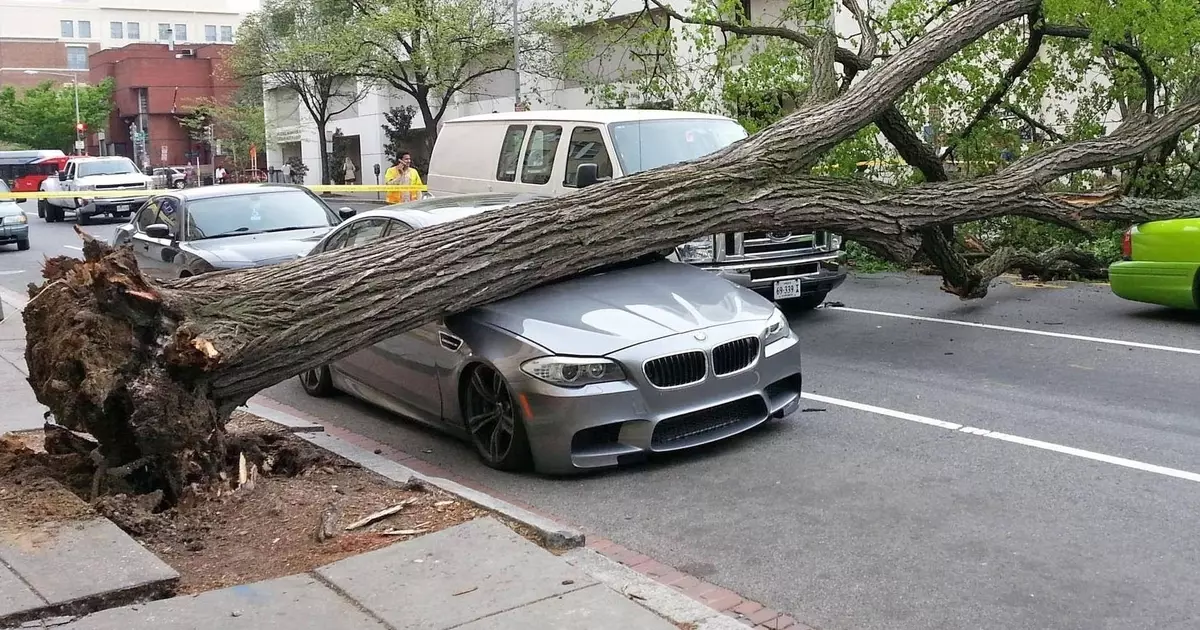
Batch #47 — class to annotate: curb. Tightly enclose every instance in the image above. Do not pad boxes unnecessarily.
[240,398,819,629]
[240,401,585,552]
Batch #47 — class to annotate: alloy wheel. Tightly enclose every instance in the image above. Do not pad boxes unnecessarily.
[464,365,517,464]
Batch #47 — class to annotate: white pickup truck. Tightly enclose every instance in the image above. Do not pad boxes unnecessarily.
[41,156,153,225]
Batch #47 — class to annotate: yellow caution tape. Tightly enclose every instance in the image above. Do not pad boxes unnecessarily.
[0,184,427,200]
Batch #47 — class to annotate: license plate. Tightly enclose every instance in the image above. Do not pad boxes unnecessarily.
[117,205,129,212]
[773,279,802,300]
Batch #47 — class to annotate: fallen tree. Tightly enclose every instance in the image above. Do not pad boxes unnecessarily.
[23,0,1200,500]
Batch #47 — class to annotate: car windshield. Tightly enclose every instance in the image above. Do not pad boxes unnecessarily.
[608,119,748,175]
[77,159,139,177]
[0,179,9,193]
[187,189,336,240]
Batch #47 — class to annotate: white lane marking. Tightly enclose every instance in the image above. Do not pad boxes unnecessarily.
[830,306,1200,356]
[0,270,25,276]
[802,392,1200,484]
[64,245,83,251]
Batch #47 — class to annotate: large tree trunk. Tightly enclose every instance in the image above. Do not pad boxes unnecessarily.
[23,0,1200,499]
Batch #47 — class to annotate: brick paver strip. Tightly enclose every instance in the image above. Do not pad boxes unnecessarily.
[733,600,764,616]
[747,607,782,625]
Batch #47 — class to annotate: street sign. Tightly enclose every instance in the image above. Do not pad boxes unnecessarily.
[160,145,168,162]
[74,140,84,150]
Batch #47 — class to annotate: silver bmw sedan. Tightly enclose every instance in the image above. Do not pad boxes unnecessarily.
[299,192,804,474]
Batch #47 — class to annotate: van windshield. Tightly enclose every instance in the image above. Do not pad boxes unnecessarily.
[608,119,748,175]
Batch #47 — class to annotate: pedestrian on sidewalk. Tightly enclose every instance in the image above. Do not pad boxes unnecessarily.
[342,157,356,185]
[384,152,422,204]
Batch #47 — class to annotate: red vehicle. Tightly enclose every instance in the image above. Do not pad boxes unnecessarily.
[0,151,70,215]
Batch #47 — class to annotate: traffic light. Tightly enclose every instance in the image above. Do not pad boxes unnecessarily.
[75,122,86,133]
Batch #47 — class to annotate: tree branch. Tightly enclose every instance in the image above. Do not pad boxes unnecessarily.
[1043,23,1157,116]
[1003,104,1065,141]
[942,6,1044,161]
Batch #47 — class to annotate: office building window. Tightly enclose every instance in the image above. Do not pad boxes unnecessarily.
[61,20,74,37]
[220,25,233,42]
[128,22,140,39]
[110,21,123,38]
[205,25,216,41]
[78,21,91,38]
[158,23,171,40]
[174,24,187,41]
[66,46,87,70]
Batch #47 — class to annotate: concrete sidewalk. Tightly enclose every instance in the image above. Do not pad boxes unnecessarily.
[0,293,47,434]
[54,518,678,630]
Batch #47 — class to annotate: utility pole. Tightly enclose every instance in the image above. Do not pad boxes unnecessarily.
[512,0,520,107]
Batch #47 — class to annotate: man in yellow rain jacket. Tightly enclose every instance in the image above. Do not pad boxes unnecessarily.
[384,152,423,204]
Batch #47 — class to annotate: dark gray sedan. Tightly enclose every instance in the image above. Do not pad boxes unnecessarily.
[111,184,355,278]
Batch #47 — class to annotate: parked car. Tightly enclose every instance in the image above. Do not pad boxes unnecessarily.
[111,183,356,279]
[0,179,30,251]
[1109,219,1200,310]
[152,166,188,189]
[41,156,154,225]
[298,192,805,474]
[427,109,846,309]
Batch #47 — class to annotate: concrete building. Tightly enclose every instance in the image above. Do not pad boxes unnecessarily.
[89,43,238,167]
[0,0,252,89]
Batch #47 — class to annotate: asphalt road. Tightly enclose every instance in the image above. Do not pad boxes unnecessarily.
[258,273,1200,630]
[4,216,1199,629]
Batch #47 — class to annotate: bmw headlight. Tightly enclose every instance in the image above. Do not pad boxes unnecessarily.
[764,309,791,346]
[521,357,625,388]
[76,183,94,191]
[2,213,27,225]
[675,236,715,263]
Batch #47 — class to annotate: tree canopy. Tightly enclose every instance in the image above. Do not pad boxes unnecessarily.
[0,79,114,152]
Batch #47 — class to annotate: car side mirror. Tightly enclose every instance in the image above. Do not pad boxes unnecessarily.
[57,172,68,181]
[575,163,599,189]
[338,207,356,219]
[145,223,173,239]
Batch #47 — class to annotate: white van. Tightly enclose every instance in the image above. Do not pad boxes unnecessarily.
[427,109,845,308]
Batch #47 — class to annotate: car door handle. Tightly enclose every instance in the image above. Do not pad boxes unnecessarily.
[438,332,463,352]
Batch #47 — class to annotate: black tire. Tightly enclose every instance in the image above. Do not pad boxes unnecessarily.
[461,364,533,471]
[36,199,45,219]
[299,365,337,397]
[75,209,92,226]
[778,291,828,311]
[50,206,64,223]
[17,239,30,251]
[173,180,185,189]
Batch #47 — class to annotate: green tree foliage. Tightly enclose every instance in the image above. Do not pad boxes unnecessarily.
[231,0,369,183]
[323,0,567,142]
[563,0,1200,272]
[0,79,114,152]
[380,105,431,173]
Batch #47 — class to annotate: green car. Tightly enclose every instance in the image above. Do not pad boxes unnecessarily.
[1109,218,1200,310]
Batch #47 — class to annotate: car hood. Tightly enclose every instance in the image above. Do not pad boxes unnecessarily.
[472,260,776,356]
[78,173,150,185]
[186,227,332,266]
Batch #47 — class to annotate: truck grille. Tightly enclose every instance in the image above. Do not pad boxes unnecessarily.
[651,396,767,448]
[644,351,706,388]
[723,231,826,259]
[711,337,759,375]
[94,183,147,191]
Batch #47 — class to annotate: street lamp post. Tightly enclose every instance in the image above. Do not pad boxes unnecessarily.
[23,70,82,154]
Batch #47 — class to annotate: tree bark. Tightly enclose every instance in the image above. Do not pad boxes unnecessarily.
[22,0,1200,500]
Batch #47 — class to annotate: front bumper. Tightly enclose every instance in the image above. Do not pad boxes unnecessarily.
[1109,261,1199,310]
[0,224,29,243]
[698,254,847,294]
[78,197,148,216]
[511,320,804,474]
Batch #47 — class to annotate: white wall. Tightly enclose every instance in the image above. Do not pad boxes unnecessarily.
[0,0,246,51]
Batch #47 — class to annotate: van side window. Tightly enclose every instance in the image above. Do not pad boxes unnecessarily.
[563,126,613,187]
[520,125,562,185]
[496,125,526,182]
